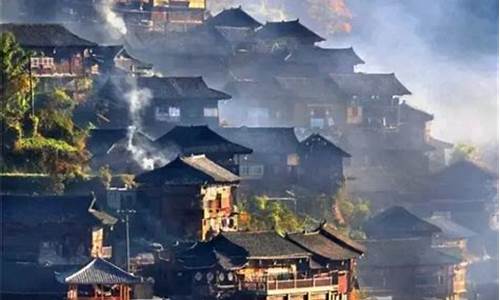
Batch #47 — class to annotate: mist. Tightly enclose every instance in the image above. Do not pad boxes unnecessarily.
[208,0,498,148]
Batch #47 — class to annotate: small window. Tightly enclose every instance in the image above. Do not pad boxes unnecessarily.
[203,107,218,117]
[169,106,180,117]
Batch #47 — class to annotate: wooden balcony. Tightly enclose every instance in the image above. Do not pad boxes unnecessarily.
[239,276,338,295]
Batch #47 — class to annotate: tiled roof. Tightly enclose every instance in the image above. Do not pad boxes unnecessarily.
[216,127,299,154]
[155,126,252,155]
[400,102,433,122]
[0,194,100,226]
[425,215,477,240]
[179,231,310,270]
[319,223,366,254]
[136,155,239,185]
[274,76,345,100]
[428,160,498,200]
[287,46,365,66]
[299,134,351,157]
[220,231,310,259]
[360,239,462,268]
[256,19,324,42]
[208,6,262,28]
[57,258,141,285]
[135,76,231,100]
[330,73,411,96]
[427,136,453,150]
[365,206,442,239]
[287,231,361,260]
[0,23,97,48]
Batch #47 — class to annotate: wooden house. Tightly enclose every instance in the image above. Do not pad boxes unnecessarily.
[222,75,347,130]
[286,46,365,74]
[425,214,477,252]
[116,0,206,33]
[255,19,325,54]
[0,23,97,77]
[135,155,240,241]
[90,45,154,76]
[96,76,231,136]
[0,194,116,298]
[136,76,231,133]
[86,128,159,173]
[177,226,364,300]
[216,127,300,187]
[207,6,262,53]
[426,136,454,173]
[154,125,253,174]
[286,223,366,300]
[417,160,499,234]
[130,23,232,81]
[297,134,351,193]
[360,206,468,300]
[364,206,442,241]
[329,73,411,129]
[359,239,465,300]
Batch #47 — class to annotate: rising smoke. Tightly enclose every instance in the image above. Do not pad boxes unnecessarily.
[111,77,169,171]
[96,0,128,37]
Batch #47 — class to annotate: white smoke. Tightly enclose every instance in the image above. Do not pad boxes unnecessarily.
[124,84,153,169]
[120,78,169,171]
[98,0,128,36]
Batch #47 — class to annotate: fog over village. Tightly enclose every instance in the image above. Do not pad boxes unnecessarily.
[0,1,498,300]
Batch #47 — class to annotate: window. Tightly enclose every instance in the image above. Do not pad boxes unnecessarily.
[31,57,40,67]
[169,106,181,117]
[155,106,181,121]
[310,118,325,129]
[203,107,218,117]
[240,164,264,179]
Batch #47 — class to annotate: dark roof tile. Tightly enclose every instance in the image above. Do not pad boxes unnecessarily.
[287,46,365,66]
[216,127,299,154]
[136,155,239,185]
[365,206,442,239]
[330,73,411,96]
[57,258,141,285]
[209,6,262,29]
[155,126,252,155]
[256,19,324,42]
[299,134,351,157]
[0,23,97,48]
[0,194,101,226]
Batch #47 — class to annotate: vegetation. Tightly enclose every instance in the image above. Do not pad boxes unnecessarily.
[239,186,372,239]
[1,32,90,190]
[99,165,112,188]
[120,174,137,189]
[1,32,37,146]
[449,142,480,164]
[238,195,314,235]
[333,187,371,239]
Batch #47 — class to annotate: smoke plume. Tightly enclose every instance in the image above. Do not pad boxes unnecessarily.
[97,0,128,37]
[111,77,168,171]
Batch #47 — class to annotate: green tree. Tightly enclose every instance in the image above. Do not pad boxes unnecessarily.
[0,32,37,150]
[1,32,90,181]
[238,195,311,235]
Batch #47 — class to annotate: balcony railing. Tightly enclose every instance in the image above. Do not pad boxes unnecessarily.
[240,276,337,292]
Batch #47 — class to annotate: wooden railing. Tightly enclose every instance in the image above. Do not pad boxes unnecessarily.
[240,276,337,292]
